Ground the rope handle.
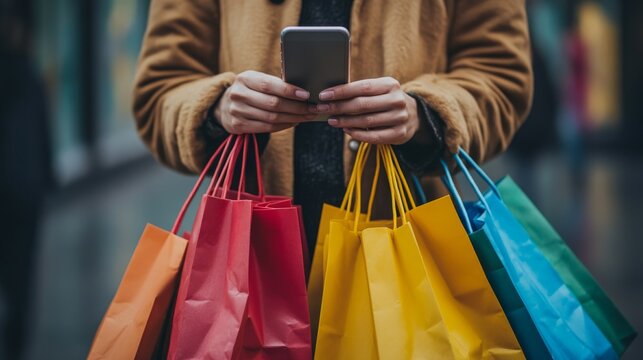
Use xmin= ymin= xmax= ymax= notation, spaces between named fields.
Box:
xmin=171 ymin=136 xmax=233 ymax=234
xmin=340 ymin=143 xmax=416 ymax=232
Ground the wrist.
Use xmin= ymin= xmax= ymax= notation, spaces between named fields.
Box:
xmin=394 ymin=92 xmax=446 ymax=174
xmin=203 ymin=94 xmax=228 ymax=139
xmin=212 ymin=88 xmax=227 ymax=127
xmin=405 ymin=93 xmax=431 ymax=145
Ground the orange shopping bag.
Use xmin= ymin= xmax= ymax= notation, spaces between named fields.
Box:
xmin=87 ymin=138 xmax=232 ymax=360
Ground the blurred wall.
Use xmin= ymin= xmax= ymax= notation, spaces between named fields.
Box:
xmin=34 ymin=0 xmax=150 ymax=185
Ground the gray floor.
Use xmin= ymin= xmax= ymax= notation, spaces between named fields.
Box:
xmin=21 ymin=150 xmax=643 ymax=359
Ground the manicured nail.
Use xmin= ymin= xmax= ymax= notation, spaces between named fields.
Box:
xmin=295 ymin=89 xmax=310 ymax=99
xmin=316 ymin=104 xmax=330 ymax=112
xmin=319 ymin=91 xmax=333 ymax=101
xmin=328 ymin=118 xmax=338 ymax=126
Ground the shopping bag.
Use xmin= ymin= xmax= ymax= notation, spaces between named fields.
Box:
xmin=168 ymin=134 xmax=311 ymax=359
xmin=307 ymin=203 xmax=346 ymax=344
xmin=315 ymin=144 xmax=523 ymax=359
xmin=308 ymin=144 xmax=393 ymax=347
xmin=239 ymin=202 xmax=311 ymax=358
xmin=497 ymin=176 xmax=636 ymax=355
xmin=87 ymin=136 xmax=231 ymax=360
xmin=167 ymin=135 xmax=252 ymax=359
xmin=384 ymin=147 xmax=523 ymax=359
xmin=444 ymin=148 xmax=617 ymax=360
xmin=467 ymin=228 xmax=552 ymax=360
xmin=308 ymin=186 xmax=378 ymax=343
xmin=414 ymin=171 xmax=551 ymax=360
xmin=315 ymin=145 xmax=390 ymax=359
xmin=87 ymin=225 xmax=187 ymax=360
xmin=359 ymin=147 xmax=454 ymax=359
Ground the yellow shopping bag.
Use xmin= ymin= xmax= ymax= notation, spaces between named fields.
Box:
xmin=360 ymin=147 xmax=454 ymax=359
xmin=308 ymin=148 xmax=388 ymax=344
xmin=314 ymin=145 xmax=383 ymax=359
xmin=385 ymin=146 xmax=523 ymax=359
xmin=316 ymin=145 xmax=450 ymax=359
xmin=308 ymin=204 xmax=345 ymax=344
xmin=314 ymin=144 xmax=524 ymax=360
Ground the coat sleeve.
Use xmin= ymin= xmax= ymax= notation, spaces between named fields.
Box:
xmin=132 ymin=0 xmax=235 ymax=173
xmin=401 ymin=0 xmax=533 ymax=163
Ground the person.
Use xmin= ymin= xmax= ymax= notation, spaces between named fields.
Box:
xmin=133 ymin=0 xmax=533 ymax=250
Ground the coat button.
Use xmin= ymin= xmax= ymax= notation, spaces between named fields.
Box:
xmin=348 ymin=139 xmax=360 ymax=152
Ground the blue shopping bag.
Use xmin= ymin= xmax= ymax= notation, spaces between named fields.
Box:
xmin=437 ymin=148 xmax=617 ymax=360
xmin=414 ymin=173 xmax=552 ymax=360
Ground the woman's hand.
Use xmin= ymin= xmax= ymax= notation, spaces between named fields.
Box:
xmin=214 ymin=70 xmax=317 ymax=134
xmin=311 ymin=77 xmax=423 ymax=145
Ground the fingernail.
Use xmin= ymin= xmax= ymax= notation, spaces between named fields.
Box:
xmin=328 ymin=118 xmax=338 ymax=126
xmin=316 ymin=104 xmax=330 ymax=112
xmin=295 ymin=90 xmax=309 ymax=99
xmin=319 ymin=91 xmax=333 ymax=101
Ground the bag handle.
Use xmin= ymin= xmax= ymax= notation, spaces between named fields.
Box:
xmin=344 ymin=144 xmax=371 ymax=228
xmin=234 ymin=134 xmax=265 ymax=200
xmin=171 ymin=136 xmax=233 ymax=234
xmin=382 ymin=145 xmax=406 ymax=229
xmin=411 ymin=164 xmax=473 ymax=234
xmin=430 ymin=147 xmax=504 ymax=235
xmin=340 ymin=142 xmax=371 ymax=215
xmin=231 ymin=134 xmax=264 ymax=201
xmin=207 ymin=135 xmax=243 ymax=197
xmin=438 ymin=148 xmax=499 ymax=235
xmin=457 ymin=148 xmax=501 ymax=199
xmin=251 ymin=134 xmax=265 ymax=199
xmin=237 ymin=135 xmax=249 ymax=200
xmin=387 ymin=145 xmax=416 ymax=210
xmin=439 ymin=160 xmax=473 ymax=234
xmin=365 ymin=145 xmax=382 ymax=222
xmin=221 ymin=135 xmax=245 ymax=198
xmin=204 ymin=135 xmax=236 ymax=197
xmin=344 ymin=143 xmax=413 ymax=231
xmin=206 ymin=134 xmax=265 ymax=201
xmin=411 ymin=175 xmax=428 ymax=205
xmin=453 ymin=152 xmax=494 ymax=214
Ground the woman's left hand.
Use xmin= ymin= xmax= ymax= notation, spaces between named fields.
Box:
xmin=311 ymin=77 xmax=421 ymax=145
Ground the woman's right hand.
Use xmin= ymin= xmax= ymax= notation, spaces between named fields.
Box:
xmin=214 ymin=70 xmax=316 ymax=134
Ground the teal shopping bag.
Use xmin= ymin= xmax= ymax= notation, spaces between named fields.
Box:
xmin=497 ymin=176 xmax=636 ymax=355
xmin=438 ymin=149 xmax=618 ymax=360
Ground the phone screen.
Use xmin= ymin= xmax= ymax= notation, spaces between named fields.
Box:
xmin=281 ymin=27 xmax=350 ymax=105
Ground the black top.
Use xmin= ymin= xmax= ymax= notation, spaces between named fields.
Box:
xmin=295 ymin=0 xmax=354 ymax=253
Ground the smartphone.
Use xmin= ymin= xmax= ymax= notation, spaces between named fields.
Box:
xmin=281 ymin=26 xmax=350 ymax=109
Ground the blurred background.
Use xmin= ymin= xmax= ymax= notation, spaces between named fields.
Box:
xmin=0 ymin=0 xmax=642 ymax=359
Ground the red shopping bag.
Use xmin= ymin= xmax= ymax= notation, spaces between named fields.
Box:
xmin=240 ymin=201 xmax=311 ymax=358
xmin=168 ymin=135 xmax=311 ymax=359
xmin=87 ymin=136 xmax=232 ymax=360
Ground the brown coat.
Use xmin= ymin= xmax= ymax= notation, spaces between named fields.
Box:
xmin=133 ymin=0 xmax=532 ymax=201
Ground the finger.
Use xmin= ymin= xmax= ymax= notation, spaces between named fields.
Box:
xmin=238 ymin=70 xmax=310 ymax=101
xmin=226 ymin=117 xmax=295 ymax=134
xmin=230 ymin=102 xmax=316 ymax=124
xmin=319 ymin=77 xmax=400 ymax=101
xmin=327 ymin=110 xmax=407 ymax=129
xmin=312 ymin=92 xmax=407 ymax=115
xmin=231 ymin=87 xmax=312 ymax=115
xmin=343 ymin=126 xmax=410 ymax=145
